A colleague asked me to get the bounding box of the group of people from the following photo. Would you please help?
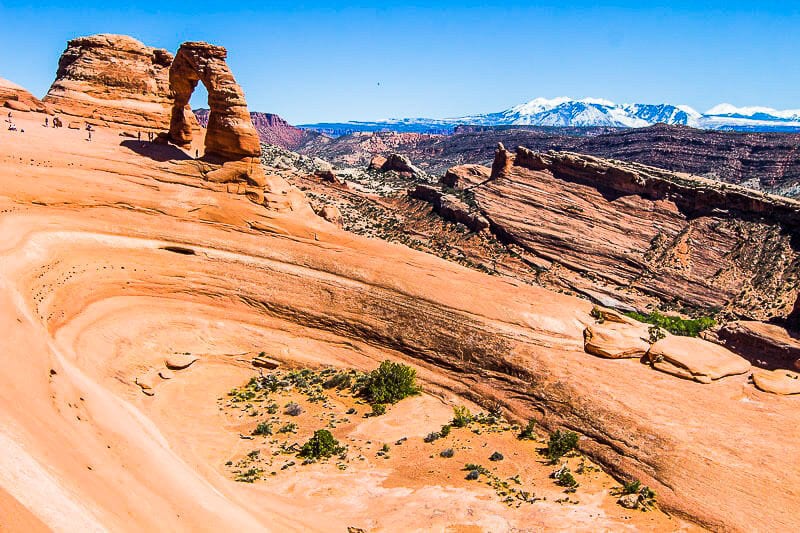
[5,111,23,132]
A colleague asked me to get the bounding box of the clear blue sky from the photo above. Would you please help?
[0,1,797,124]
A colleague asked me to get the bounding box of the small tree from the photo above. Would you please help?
[299,429,344,459]
[546,430,579,462]
[451,405,473,428]
[359,360,419,404]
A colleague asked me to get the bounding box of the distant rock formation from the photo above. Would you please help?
[300,125,800,196]
[168,42,260,159]
[0,77,46,112]
[194,110,317,150]
[43,34,174,129]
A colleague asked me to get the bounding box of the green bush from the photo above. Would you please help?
[518,420,536,440]
[556,469,578,489]
[252,422,273,436]
[370,403,386,416]
[625,311,716,337]
[358,360,419,404]
[451,405,473,428]
[546,430,579,462]
[622,479,641,495]
[299,429,344,459]
[440,424,452,437]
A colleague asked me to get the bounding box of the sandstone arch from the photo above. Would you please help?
[168,42,261,160]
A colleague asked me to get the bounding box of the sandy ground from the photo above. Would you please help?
[0,110,796,531]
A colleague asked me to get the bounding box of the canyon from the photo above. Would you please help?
[0,32,798,533]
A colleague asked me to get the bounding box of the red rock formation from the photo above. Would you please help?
[425,147,800,319]
[194,110,316,150]
[43,34,173,129]
[168,42,260,159]
[0,78,46,112]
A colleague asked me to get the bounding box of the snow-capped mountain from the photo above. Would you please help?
[300,97,800,134]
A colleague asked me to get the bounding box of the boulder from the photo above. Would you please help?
[3,100,31,112]
[583,322,650,359]
[442,164,491,189]
[165,354,199,370]
[647,336,751,383]
[716,321,800,370]
[318,205,343,227]
[43,34,174,129]
[751,369,800,395]
[252,355,281,369]
[367,155,388,171]
[313,169,343,185]
[380,153,423,177]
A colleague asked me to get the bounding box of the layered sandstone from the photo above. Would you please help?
[430,146,800,320]
[0,77,46,112]
[43,34,173,129]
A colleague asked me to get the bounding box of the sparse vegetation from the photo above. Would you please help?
[440,448,454,458]
[518,420,536,440]
[357,360,419,404]
[252,422,272,436]
[369,403,386,416]
[625,310,716,337]
[299,429,344,459]
[546,430,579,462]
[489,451,504,461]
[451,405,473,428]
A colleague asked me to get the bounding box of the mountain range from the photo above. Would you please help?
[300,97,800,134]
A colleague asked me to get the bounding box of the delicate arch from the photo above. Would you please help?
[168,42,261,160]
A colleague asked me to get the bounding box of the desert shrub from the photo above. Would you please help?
[424,431,441,443]
[451,405,473,428]
[518,420,536,440]
[489,451,504,461]
[556,469,578,489]
[648,325,666,344]
[252,422,273,436]
[463,463,489,475]
[440,448,455,458]
[299,429,344,459]
[278,422,298,434]
[622,479,642,495]
[465,469,480,480]
[370,403,386,416]
[625,311,715,337]
[235,467,263,483]
[439,424,451,437]
[323,371,352,390]
[357,360,419,404]
[546,430,579,462]
[284,402,304,416]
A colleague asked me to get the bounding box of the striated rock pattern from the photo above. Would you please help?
[426,146,800,320]
[194,109,317,150]
[0,77,46,112]
[43,34,173,129]
[168,42,260,159]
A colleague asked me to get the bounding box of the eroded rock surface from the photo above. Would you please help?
[43,34,174,129]
[436,146,800,319]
